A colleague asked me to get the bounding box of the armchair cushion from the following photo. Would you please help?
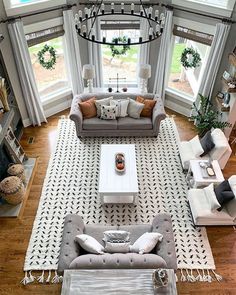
[199,130,215,156]
[203,184,221,211]
[209,128,229,160]
[189,135,204,157]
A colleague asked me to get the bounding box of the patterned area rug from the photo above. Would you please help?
[23,118,217,283]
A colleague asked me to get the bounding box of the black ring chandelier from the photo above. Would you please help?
[74,1,166,46]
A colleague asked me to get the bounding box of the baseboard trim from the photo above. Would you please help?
[44,98,72,118]
[165,99,191,117]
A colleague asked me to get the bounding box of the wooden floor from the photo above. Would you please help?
[0,109,235,295]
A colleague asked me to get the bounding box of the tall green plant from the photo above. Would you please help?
[190,93,232,137]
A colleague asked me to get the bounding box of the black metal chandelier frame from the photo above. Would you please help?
[75,0,166,46]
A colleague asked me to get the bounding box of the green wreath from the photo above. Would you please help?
[180,47,201,69]
[37,44,57,70]
[109,36,130,58]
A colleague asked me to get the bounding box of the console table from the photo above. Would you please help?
[61,269,177,295]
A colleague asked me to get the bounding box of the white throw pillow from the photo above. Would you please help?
[129,232,163,254]
[100,105,116,120]
[105,241,130,253]
[203,183,221,212]
[103,230,130,242]
[110,99,129,117]
[95,96,113,117]
[209,128,228,160]
[75,234,105,254]
[127,98,144,119]
[189,135,204,157]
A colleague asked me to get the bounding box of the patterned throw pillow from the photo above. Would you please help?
[95,96,113,117]
[100,105,116,120]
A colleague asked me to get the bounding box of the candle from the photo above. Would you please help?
[111,2,114,13]
[102,36,106,43]
[121,3,124,13]
[77,22,81,30]
[149,7,153,17]
[149,27,153,40]
[74,14,79,24]
[155,10,159,20]
[160,13,164,20]
[131,3,134,13]
[84,7,88,18]
[156,24,160,35]
[82,25,87,36]
[101,3,105,13]
[91,28,95,40]
[78,10,82,18]
[140,8,144,16]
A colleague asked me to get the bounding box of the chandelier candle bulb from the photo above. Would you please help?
[75,14,79,23]
[101,3,105,14]
[128,37,131,44]
[91,28,95,40]
[102,36,106,43]
[148,7,153,18]
[155,10,159,21]
[121,3,124,13]
[156,24,160,35]
[131,3,134,14]
[78,10,82,21]
[149,27,153,40]
[77,22,81,33]
[82,25,87,37]
[140,7,144,16]
[84,7,88,18]
[111,3,114,13]
[160,13,164,20]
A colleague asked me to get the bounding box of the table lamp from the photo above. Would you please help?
[138,64,151,93]
[82,64,95,93]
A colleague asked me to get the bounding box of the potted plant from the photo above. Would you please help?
[190,93,232,137]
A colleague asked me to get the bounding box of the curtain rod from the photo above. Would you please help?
[0,3,77,24]
[79,2,235,23]
[163,4,235,24]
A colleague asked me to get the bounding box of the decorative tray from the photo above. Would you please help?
[115,153,125,173]
[199,162,216,178]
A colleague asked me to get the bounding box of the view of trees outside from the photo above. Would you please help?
[102,29,140,86]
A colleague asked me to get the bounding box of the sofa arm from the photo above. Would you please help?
[152,213,177,269]
[58,214,85,273]
[69,95,83,136]
[152,96,166,134]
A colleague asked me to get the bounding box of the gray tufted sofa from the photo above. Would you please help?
[69,93,166,137]
[58,213,177,273]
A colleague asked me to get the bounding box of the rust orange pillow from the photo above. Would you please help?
[79,97,97,119]
[136,96,156,118]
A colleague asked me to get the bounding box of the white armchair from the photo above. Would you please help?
[188,176,236,226]
[179,128,232,170]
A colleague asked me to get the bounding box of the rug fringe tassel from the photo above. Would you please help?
[46,270,51,283]
[20,271,31,285]
[51,270,63,284]
[177,269,222,283]
[37,270,45,283]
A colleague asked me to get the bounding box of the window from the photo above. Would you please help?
[172,0,236,17]
[101,21,140,87]
[28,37,70,101]
[3,0,66,17]
[167,25,212,99]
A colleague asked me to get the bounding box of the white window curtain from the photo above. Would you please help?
[138,9,150,65]
[88,18,103,87]
[63,9,84,96]
[8,20,47,126]
[196,22,231,99]
[153,10,173,101]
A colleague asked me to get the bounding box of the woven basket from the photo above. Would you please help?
[0,176,25,205]
[7,164,26,185]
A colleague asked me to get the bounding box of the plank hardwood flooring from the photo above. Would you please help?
[0,109,235,295]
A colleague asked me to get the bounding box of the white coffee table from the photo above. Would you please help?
[99,144,138,204]
[61,269,177,295]
[186,159,224,188]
